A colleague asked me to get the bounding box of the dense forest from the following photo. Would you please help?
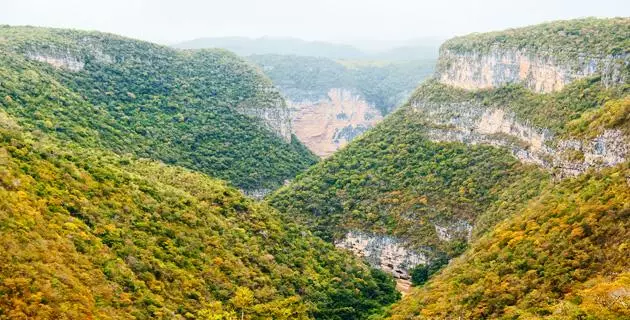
[268,103,550,259]
[384,163,629,319]
[0,26,317,192]
[0,110,398,319]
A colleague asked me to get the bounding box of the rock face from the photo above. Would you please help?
[437,47,627,93]
[235,88,293,143]
[26,51,85,71]
[411,101,628,176]
[290,88,382,157]
[335,231,427,280]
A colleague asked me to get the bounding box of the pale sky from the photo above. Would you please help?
[1,0,628,47]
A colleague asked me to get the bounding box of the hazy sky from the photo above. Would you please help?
[1,0,628,47]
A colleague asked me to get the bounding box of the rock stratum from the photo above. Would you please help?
[437,17,629,93]
[437,48,627,93]
[290,88,382,157]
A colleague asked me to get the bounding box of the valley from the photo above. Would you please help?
[0,14,628,320]
[247,55,435,157]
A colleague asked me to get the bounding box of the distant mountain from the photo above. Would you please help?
[173,36,440,61]
[371,44,440,61]
[173,36,366,59]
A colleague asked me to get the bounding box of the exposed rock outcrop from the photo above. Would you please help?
[411,101,628,176]
[437,47,627,93]
[335,230,427,281]
[290,88,382,157]
[434,221,473,242]
[26,51,85,71]
[236,89,293,142]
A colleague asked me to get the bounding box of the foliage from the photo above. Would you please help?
[410,254,449,286]
[0,26,317,192]
[442,17,630,61]
[0,119,399,319]
[386,163,630,319]
[565,95,630,138]
[268,105,549,259]
[248,54,435,114]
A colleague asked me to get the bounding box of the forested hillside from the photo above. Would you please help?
[0,111,398,319]
[0,26,317,192]
[382,163,630,319]
[268,104,549,258]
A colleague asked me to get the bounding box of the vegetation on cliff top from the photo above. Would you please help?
[442,17,630,58]
[0,26,317,192]
[384,163,630,319]
[0,115,399,319]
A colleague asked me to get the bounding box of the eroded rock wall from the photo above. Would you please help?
[437,47,628,93]
[290,88,382,157]
[335,231,427,280]
[235,89,293,143]
[411,101,628,176]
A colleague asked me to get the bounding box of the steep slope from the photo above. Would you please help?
[268,18,629,290]
[248,55,434,157]
[438,17,629,92]
[385,163,629,319]
[0,26,317,193]
[0,114,398,319]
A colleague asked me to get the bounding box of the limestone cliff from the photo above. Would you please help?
[235,86,293,142]
[437,48,627,93]
[411,100,628,177]
[419,18,630,175]
[290,88,382,157]
[436,18,630,93]
[335,231,427,281]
